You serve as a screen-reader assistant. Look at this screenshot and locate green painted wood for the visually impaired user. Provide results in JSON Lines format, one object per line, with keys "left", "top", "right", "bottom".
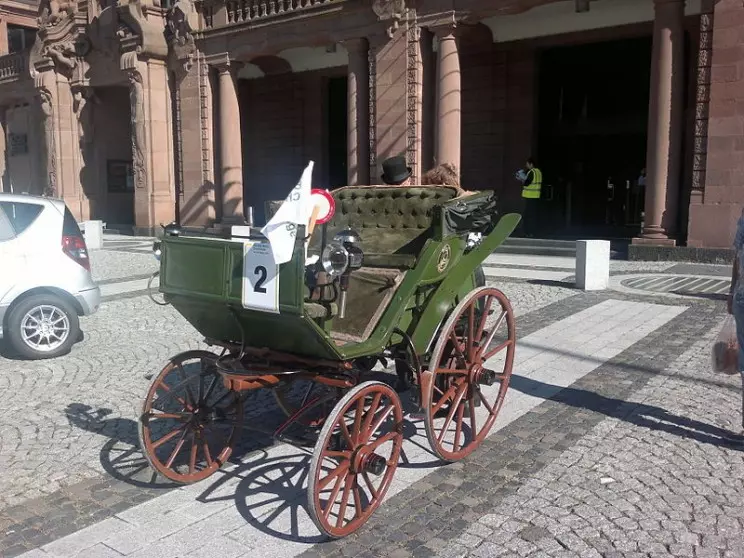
{"left": 158, "top": 205, "right": 520, "bottom": 364}
{"left": 408, "top": 213, "right": 522, "bottom": 353}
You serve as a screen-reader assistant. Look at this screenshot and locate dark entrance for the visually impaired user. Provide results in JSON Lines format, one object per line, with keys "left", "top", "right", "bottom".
{"left": 327, "top": 76, "right": 348, "bottom": 189}
{"left": 536, "top": 36, "right": 653, "bottom": 239}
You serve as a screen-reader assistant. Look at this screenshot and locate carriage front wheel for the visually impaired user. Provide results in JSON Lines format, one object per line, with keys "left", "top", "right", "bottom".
{"left": 422, "top": 287, "right": 515, "bottom": 462}
{"left": 308, "top": 381, "right": 404, "bottom": 538}
{"left": 138, "top": 350, "right": 244, "bottom": 483}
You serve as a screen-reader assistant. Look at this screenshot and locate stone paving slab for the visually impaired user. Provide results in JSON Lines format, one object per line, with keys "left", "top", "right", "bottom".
{"left": 0, "top": 278, "right": 579, "bottom": 556}
{"left": 12, "top": 297, "right": 687, "bottom": 558}
{"left": 89, "top": 250, "right": 158, "bottom": 282}
{"left": 434, "top": 315, "right": 744, "bottom": 558}
{"left": 1, "top": 246, "right": 736, "bottom": 558}
{"left": 297, "top": 300, "right": 738, "bottom": 558}
{"left": 666, "top": 263, "right": 732, "bottom": 277}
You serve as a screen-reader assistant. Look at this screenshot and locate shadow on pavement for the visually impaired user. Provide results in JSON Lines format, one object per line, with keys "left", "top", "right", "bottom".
{"left": 526, "top": 279, "right": 577, "bottom": 288}
{"left": 669, "top": 291, "right": 727, "bottom": 302}
{"left": 64, "top": 403, "right": 180, "bottom": 490}
{"left": 509, "top": 375, "right": 744, "bottom": 449}
{"left": 517, "top": 338, "right": 744, "bottom": 395}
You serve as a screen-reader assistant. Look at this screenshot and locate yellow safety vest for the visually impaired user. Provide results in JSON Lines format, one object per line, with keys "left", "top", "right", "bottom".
{"left": 522, "top": 168, "right": 542, "bottom": 199}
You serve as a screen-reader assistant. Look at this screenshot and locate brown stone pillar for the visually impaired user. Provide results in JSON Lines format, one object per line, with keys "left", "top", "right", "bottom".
{"left": 0, "top": 20, "right": 8, "bottom": 56}
{"left": 434, "top": 25, "right": 461, "bottom": 170}
{"left": 345, "top": 38, "right": 370, "bottom": 185}
{"left": 217, "top": 63, "right": 244, "bottom": 221}
{"left": 639, "top": 0, "right": 685, "bottom": 243}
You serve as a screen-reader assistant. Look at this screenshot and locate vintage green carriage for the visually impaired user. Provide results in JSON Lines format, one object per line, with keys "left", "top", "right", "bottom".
{"left": 139, "top": 185, "right": 520, "bottom": 538}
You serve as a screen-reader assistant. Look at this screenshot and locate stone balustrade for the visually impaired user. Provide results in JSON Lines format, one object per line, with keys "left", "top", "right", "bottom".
{"left": 0, "top": 52, "right": 28, "bottom": 83}
{"left": 201, "top": 0, "right": 345, "bottom": 29}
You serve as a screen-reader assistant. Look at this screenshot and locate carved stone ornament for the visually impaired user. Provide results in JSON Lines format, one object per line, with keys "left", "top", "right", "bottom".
{"left": 32, "top": 0, "right": 92, "bottom": 79}
{"left": 73, "top": 87, "right": 98, "bottom": 144}
{"left": 38, "top": 0, "right": 77, "bottom": 29}
{"left": 372, "top": 0, "right": 407, "bottom": 37}
{"left": 116, "top": 0, "right": 169, "bottom": 59}
{"left": 166, "top": 0, "right": 197, "bottom": 75}
{"left": 127, "top": 70, "right": 148, "bottom": 191}
{"left": 38, "top": 87, "right": 58, "bottom": 198}
{"left": 46, "top": 42, "right": 77, "bottom": 71}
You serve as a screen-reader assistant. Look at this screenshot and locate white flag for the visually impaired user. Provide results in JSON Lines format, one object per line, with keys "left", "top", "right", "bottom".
{"left": 261, "top": 160, "right": 314, "bottom": 264}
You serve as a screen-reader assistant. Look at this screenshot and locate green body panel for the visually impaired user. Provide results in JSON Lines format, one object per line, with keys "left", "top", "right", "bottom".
{"left": 158, "top": 187, "right": 519, "bottom": 363}
{"left": 161, "top": 232, "right": 344, "bottom": 361}
{"left": 409, "top": 213, "right": 522, "bottom": 352}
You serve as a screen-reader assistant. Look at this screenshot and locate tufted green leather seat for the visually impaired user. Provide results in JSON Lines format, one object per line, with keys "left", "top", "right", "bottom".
{"left": 267, "top": 185, "right": 459, "bottom": 267}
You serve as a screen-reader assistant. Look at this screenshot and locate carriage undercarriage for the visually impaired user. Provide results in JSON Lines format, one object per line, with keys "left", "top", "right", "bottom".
{"left": 139, "top": 185, "right": 520, "bottom": 538}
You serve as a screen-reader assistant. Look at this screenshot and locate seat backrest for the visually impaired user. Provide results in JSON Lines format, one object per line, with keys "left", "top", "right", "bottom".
{"left": 301, "top": 185, "right": 459, "bottom": 256}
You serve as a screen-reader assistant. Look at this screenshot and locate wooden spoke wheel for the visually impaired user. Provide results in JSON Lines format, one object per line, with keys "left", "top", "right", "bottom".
{"left": 423, "top": 287, "right": 515, "bottom": 462}
{"left": 138, "top": 350, "right": 243, "bottom": 484}
{"left": 308, "top": 381, "right": 403, "bottom": 539}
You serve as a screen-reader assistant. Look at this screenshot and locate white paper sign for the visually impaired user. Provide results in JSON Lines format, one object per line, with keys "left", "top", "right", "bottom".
{"left": 261, "top": 160, "right": 314, "bottom": 264}
{"left": 242, "top": 241, "right": 279, "bottom": 314}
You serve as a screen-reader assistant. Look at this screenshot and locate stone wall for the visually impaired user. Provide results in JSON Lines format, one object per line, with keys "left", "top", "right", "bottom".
{"left": 688, "top": 0, "right": 744, "bottom": 248}
{"left": 459, "top": 27, "right": 535, "bottom": 216}
{"left": 239, "top": 67, "right": 339, "bottom": 223}
{"left": 372, "top": 29, "right": 408, "bottom": 183}
{"left": 5, "top": 103, "right": 43, "bottom": 194}
{"left": 91, "top": 86, "right": 133, "bottom": 225}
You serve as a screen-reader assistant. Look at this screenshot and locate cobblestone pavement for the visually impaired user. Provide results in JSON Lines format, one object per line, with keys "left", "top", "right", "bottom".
{"left": 89, "top": 250, "right": 158, "bottom": 283}
{"left": 2, "top": 248, "right": 743, "bottom": 557}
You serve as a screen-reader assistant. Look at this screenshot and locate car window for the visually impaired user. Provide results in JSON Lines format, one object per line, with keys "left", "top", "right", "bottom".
{"left": 0, "top": 201, "right": 44, "bottom": 236}
{"left": 62, "top": 207, "right": 83, "bottom": 237}
{"left": 0, "top": 204, "right": 15, "bottom": 242}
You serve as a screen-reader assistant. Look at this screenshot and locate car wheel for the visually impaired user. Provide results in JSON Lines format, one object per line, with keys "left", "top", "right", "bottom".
{"left": 6, "top": 294, "right": 80, "bottom": 359}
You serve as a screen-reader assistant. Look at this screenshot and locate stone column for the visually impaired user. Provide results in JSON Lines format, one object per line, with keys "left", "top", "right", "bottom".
{"left": 0, "top": 20, "right": 8, "bottom": 56}
{"left": 639, "top": 0, "right": 685, "bottom": 243}
{"left": 126, "top": 65, "right": 150, "bottom": 228}
{"left": 35, "top": 65, "right": 58, "bottom": 199}
{"left": 434, "top": 24, "right": 461, "bottom": 170}
{"left": 345, "top": 38, "right": 370, "bottom": 185}
{"left": 217, "top": 62, "right": 244, "bottom": 222}
{"left": 0, "top": 107, "right": 7, "bottom": 192}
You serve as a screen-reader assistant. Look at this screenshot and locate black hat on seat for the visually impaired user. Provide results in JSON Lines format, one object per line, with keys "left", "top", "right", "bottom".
{"left": 381, "top": 156, "right": 412, "bottom": 185}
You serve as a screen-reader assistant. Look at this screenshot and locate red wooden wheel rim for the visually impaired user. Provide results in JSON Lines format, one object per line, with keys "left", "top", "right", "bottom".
{"left": 423, "top": 287, "right": 515, "bottom": 462}
{"left": 308, "top": 381, "right": 403, "bottom": 538}
{"left": 138, "top": 350, "right": 243, "bottom": 484}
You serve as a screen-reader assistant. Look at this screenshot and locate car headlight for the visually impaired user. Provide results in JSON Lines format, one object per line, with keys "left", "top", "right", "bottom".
{"left": 321, "top": 241, "right": 349, "bottom": 277}
{"left": 153, "top": 240, "right": 162, "bottom": 261}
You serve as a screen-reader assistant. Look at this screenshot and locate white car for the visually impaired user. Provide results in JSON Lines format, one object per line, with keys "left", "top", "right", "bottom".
{"left": 0, "top": 193, "right": 100, "bottom": 359}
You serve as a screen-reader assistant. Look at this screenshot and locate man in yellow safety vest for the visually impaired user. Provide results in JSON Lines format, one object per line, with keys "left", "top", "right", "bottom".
{"left": 518, "top": 157, "right": 542, "bottom": 237}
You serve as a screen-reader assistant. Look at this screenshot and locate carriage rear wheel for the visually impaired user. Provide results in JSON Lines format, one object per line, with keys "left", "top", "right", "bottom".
{"left": 423, "top": 287, "right": 515, "bottom": 462}
{"left": 138, "top": 350, "right": 244, "bottom": 484}
{"left": 308, "top": 381, "right": 403, "bottom": 538}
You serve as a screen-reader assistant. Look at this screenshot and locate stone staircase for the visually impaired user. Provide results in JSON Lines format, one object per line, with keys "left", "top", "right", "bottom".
{"left": 494, "top": 237, "right": 629, "bottom": 259}
{"left": 493, "top": 237, "right": 578, "bottom": 258}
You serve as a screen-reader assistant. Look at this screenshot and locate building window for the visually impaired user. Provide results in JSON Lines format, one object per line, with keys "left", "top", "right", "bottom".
{"left": 7, "top": 25, "right": 36, "bottom": 54}
{"left": 107, "top": 160, "right": 134, "bottom": 193}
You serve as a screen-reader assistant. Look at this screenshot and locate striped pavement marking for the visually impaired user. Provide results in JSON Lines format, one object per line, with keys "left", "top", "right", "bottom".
{"left": 616, "top": 274, "right": 730, "bottom": 298}
{"left": 19, "top": 299, "right": 686, "bottom": 558}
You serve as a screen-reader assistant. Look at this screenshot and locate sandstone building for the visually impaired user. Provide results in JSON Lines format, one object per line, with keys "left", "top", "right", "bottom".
{"left": 1, "top": 0, "right": 742, "bottom": 248}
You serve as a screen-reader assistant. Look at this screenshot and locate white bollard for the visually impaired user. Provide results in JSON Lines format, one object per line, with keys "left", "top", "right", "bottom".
{"left": 576, "top": 240, "right": 610, "bottom": 291}
{"left": 82, "top": 220, "right": 103, "bottom": 251}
